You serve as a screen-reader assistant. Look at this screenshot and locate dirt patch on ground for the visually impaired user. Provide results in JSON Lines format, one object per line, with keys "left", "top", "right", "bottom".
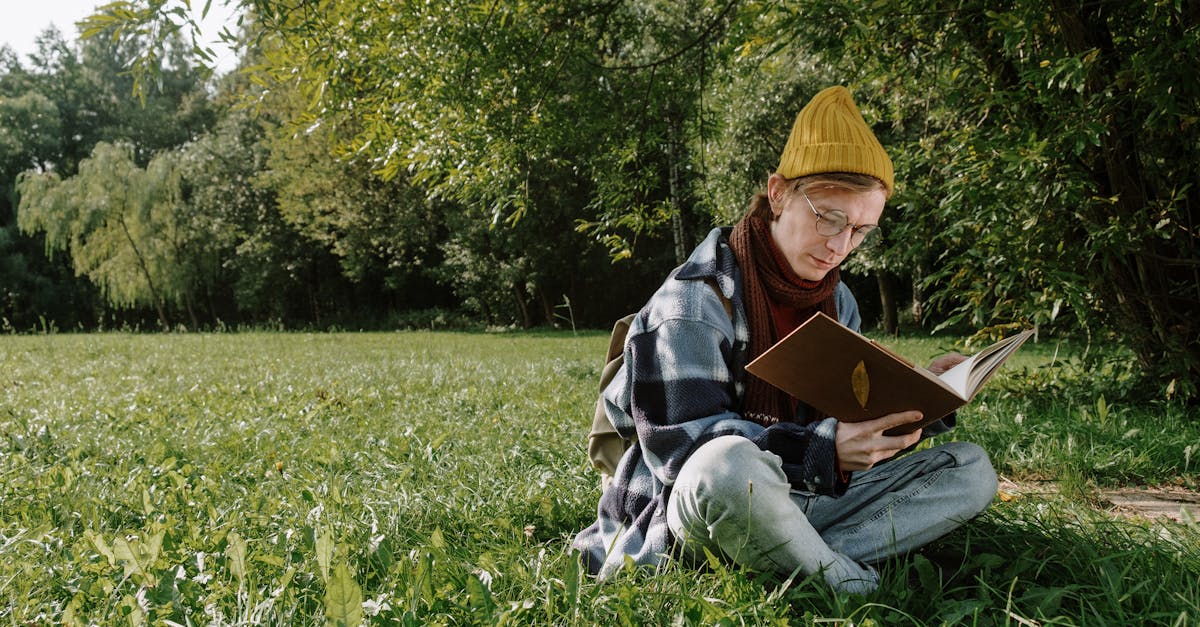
{"left": 1099, "top": 486, "right": 1200, "bottom": 522}
{"left": 999, "top": 480, "right": 1200, "bottom": 523}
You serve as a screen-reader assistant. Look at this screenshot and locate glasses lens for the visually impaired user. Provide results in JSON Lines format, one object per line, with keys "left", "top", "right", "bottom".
{"left": 853, "top": 225, "right": 881, "bottom": 247}
{"left": 815, "top": 210, "right": 849, "bottom": 237}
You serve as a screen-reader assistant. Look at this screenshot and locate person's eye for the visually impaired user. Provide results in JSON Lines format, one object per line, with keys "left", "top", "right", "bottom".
{"left": 823, "top": 211, "right": 850, "bottom": 230}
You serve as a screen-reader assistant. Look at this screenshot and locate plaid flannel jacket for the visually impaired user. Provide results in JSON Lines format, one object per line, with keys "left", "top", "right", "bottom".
{"left": 571, "top": 227, "right": 863, "bottom": 578}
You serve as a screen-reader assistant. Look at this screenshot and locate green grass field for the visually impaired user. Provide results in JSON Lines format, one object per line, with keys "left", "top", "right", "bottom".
{"left": 1, "top": 331, "right": 1197, "bottom": 625}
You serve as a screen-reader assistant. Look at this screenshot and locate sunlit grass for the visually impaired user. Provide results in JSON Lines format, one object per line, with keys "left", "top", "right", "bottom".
{"left": 1, "top": 330, "right": 1197, "bottom": 624}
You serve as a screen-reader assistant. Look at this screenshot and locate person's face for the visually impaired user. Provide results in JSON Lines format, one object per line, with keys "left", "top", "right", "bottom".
{"left": 766, "top": 175, "right": 886, "bottom": 281}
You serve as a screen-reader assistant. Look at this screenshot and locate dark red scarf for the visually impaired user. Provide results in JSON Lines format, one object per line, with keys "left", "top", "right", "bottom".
{"left": 729, "top": 197, "right": 839, "bottom": 426}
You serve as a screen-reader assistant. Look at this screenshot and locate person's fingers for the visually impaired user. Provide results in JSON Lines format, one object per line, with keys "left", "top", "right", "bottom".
{"left": 894, "top": 428, "right": 922, "bottom": 449}
{"left": 876, "top": 410, "right": 923, "bottom": 430}
{"left": 928, "top": 352, "right": 967, "bottom": 374}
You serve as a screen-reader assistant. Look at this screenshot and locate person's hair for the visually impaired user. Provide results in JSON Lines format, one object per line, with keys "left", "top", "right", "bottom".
{"left": 792, "top": 172, "right": 889, "bottom": 197}
{"left": 744, "top": 171, "right": 889, "bottom": 218}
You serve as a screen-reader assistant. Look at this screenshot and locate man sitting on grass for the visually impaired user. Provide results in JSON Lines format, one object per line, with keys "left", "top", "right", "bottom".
{"left": 571, "top": 86, "right": 997, "bottom": 593}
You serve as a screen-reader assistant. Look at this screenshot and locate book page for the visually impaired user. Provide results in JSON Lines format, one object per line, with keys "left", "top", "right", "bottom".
{"left": 937, "top": 329, "right": 1035, "bottom": 399}
{"left": 937, "top": 354, "right": 976, "bottom": 398}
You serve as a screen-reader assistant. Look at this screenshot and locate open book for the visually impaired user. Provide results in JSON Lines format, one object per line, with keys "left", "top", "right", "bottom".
{"left": 745, "top": 312, "right": 1035, "bottom": 435}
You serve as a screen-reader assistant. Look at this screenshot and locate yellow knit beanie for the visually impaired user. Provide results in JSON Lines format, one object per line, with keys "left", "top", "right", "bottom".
{"left": 776, "top": 86, "right": 894, "bottom": 194}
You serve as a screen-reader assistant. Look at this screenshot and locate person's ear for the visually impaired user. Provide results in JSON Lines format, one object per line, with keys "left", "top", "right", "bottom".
{"left": 766, "top": 174, "right": 786, "bottom": 216}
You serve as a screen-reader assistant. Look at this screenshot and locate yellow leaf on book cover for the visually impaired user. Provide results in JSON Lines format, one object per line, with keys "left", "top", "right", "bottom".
{"left": 851, "top": 360, "right": 869, "bottom": 409}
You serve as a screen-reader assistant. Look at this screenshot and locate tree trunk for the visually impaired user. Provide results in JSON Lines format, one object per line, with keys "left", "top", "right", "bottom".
{"left": 183, "top": 290, "right": 199, "bottom": 331}
{"left": 117, "top": 213, "right": 169, "bottom": 330}
{"left": 512, "top": 285, "right": 531, "bottom": 329}
{"left": 539, "top": 288, "right": 555, "bottom": 328}
{"left": 309, "top": 265, "right": 321, "bottom": 326}
{"left": 668, "top": 116, "right": 688, "bottom": 266}
{"left": 877, "top": 272, "right": 898, "bottom": 336}
{"left": 1051, "top": 1, "right": 1200, "bottom": 391}
{"left": 910, "top": 262, "right": 927, "bottom": 328}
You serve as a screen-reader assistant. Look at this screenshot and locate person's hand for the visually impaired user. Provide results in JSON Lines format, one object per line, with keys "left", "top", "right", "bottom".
{"left": 835, "top": 410, "right": 924, "bottom": 472}
{"left": 927, "top": 352, "right": 967, "bottom": 375}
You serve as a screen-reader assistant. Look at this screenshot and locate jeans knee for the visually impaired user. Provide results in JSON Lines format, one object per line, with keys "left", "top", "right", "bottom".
{"left": 675, "top": 436, "right": 786, "bottom": 505}
{"left": 940, "top": 441, "right": 998, "bottom": 516}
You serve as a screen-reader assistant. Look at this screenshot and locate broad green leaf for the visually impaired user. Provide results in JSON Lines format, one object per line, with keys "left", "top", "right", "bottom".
{"left": 466, "top": 572, "right": 494, "bottom": 614}
{"left": 316, "top": 529, "right": 334, "bottom": 583}
{"left": 912, "top": 554, "right": 939, "bottom": 590}
{"left": 141, "top": 488, "right": 155, "bottom": 515}
{"left": 416, "top": 552, "right": 435, "bottom": 603}
{"left": 276, "top": 567, "right": 296, "bottom": 596}
{"left": 123, "top": 593, "right": 147, "bottom": 627}
{"left": 112, "top": 531, "right": 164, "bottom": 584}
{"left": 564, "top": 553, "right": 580, "bottom": 613}
{"left": 324, "top": 562, "right": 363, "bottom": 627}
{"left": 226, "top": 531, "right": 247, "bottom": 584}
{"left": 85, "top": 530, "right": 116, "bottom": 567}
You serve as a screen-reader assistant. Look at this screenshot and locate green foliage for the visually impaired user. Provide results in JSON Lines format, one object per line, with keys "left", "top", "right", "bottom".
{"left": 0, "top": 331, "right": 1197, "bottom": 624}
{"left": 263, "top": 113, "right": 443, "bottom": 288}
{"left": 759, "top": 1, "right": 1200, "bottom": 397}
{"left": 1, "top": 23, "right": 220, "bottom": 330}
{"left": 170, "top": 106, "right": 366, "bottom": 325}
{"left": 325, "top": 562, "right": 364, "bottom": 627}
{"left": 236, "top": 0, "right": 723, "bottom": 322}
{"left": 12, "top": 0, "right": 1200, "bottom": 399}
{"left": 18, "top": 142, "right": 194, "bottom": 327}
{"left": 0, "top": 92, "right": 62, "bottom": 173}
{"left": 0, "top": 82, "right": 98, "bottom": 331}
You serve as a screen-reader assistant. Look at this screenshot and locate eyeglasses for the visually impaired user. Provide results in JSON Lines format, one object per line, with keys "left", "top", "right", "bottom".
{"left": 801, "top": 190, "right": 881, "bottom": 248}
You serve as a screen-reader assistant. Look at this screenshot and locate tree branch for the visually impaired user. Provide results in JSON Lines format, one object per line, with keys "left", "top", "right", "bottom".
{"left": 587, "top": 0, "right": 740, "bottom": 71}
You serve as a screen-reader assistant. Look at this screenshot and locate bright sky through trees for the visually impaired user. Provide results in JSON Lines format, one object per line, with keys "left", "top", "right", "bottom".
{"left": 1, "top": 0, "right": 240, "bottom": 74}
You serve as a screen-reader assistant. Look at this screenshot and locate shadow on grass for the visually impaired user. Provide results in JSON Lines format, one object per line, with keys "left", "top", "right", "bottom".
{"left": 862, "top": 506, "right": 1200, "bottom": 625}
{"left": 582, "top": 503, "right": 1198, "bottom": 625}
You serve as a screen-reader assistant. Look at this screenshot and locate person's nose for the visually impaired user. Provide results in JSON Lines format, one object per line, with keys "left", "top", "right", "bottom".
{"left": 826, "top": 229, "right": 854, "bottom": 256}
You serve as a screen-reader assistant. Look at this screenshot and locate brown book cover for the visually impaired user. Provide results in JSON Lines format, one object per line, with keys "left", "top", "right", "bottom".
{"left": 744, "top": 312, "right": 1034, "bottom": 435}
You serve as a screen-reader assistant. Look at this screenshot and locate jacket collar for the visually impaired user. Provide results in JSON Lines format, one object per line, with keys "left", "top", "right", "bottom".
{"left": 675, "top": 227, "right": 738, "bottom": 301}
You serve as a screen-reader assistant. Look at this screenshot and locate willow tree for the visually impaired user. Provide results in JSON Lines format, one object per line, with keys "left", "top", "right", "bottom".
{"left": 89, "top": 0, "right": 747, "bottom": 325}
{"left": 18, "top": 142, "right": 195, "bottom": 328}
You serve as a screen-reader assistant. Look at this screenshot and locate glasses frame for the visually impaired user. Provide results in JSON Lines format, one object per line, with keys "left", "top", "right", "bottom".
{"left": 800, "top": 189, "right": 881, "bottom": 248}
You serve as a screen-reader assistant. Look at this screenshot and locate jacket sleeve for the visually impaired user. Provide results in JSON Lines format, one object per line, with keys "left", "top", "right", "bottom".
{"left": 615, "top": 314, "right": 764, "bottom": 488}
{"left": 752, "top": 419, "right": 848, "bottom": 495}
{"left": 617, "top": 312, "right": 845, "bottom": 496}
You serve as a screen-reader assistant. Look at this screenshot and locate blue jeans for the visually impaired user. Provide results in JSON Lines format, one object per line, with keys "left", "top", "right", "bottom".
{"left": 665, "top": 435, "right": 998, "bottom": 593}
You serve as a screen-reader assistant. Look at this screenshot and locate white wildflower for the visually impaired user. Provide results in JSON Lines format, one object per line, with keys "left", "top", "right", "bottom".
{"left": 193, "top": 552, "right": 213, "bottom": 584}
{"left": 368, "top": 534, "right": 386, "bottom": 553}
{"left": 134, "top": 587, "right": 150, "bottom": 613}
{"left": 362, "top": 595, "right": 392, "bottom": 617}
